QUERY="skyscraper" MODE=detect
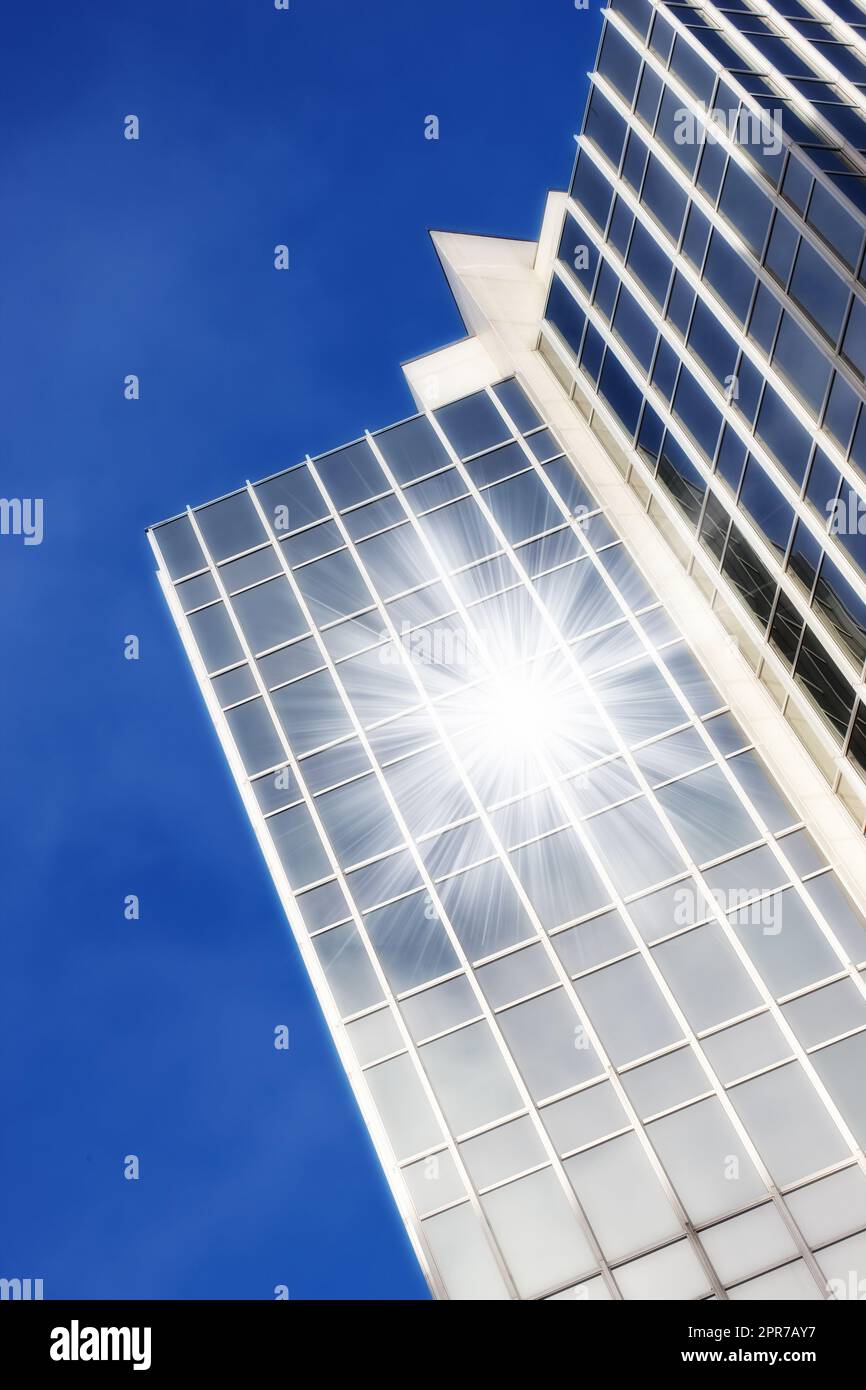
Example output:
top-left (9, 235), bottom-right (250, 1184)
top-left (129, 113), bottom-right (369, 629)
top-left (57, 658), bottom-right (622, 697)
top-left (148, 0), bottom-right (866, 1300)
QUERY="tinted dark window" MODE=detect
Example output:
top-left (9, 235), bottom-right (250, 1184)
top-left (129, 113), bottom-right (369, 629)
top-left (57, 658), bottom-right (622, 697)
top-left (789, 241), bottom-right (849, 344)
top-left (769, 590), bottom-right (804, 668)
top-left (688, 299), bottom-right (739, 386)
top-left (609, 0), bottom-right (653, 39)
top-left (842, 297), bottom-right (866, 381)
top-left (832, 482), bottom-right (866, 579)
top-left (773, 313), bottom-right (831, 415)
top-left (764, 211), bottom-right (799, 286)
top-left (656, 87), bottom-right (700, 177)
top-left (703, 231), bottom-right (755, 324)
top-left (597, 22), bottom-right (642, 105)
top-left (812, 554), bottom-right (866, 669)
top-left (657, 432), bottom-right (706, 527)
top-left (599, 351), bottom-right (644, 436)
top-left (696, 140), bottom-right (727, 203)
top-left (824, 374), bottom-right (860, 455)
top-left (642, 156), bottom-right (687, 241)
top-left (794, 626), bottom-right (855, 738)
top-left (672, 370), bottom-right (722, 460)
top-left (584, 87), bottom-right (627, 168)
top-left (557, 213), bottom-right (598, 298)
top-left (700, 490), bottom-right (732, 562)
top-left (722, 527), bottom-right (776, 628)
top-left (739, 456), bottom-right (794, 557)
top-left (718, 161), bottom-right (772, 256)
top-left (571, 152), bottom-right (614, 231)
top-left (545, 276), bottom-right (588, 360)
top-left (627, 220), bottom-right (672, 307)
top-left (613, 286), bottom-right (657, 371)
top-left (715, 425), bottom-right (748, 492)
top-left (667, 271), bottom-right (695, 337)
top-left (788, 520), bottom-right (821, 596)
top-left (652, 337), bottom-right (680, 403)
top-left (754, 387), bottom-right (811, 484)
top-left (807, 181), bottom-right (862, 270)
top-left (669, 34), bottom-right (715, 103)
top-left (434, 392), bottom-right (511, 460)
top-left (805, 450), bottom-right (841, 521)
top-left (748, 282), bottom-right (781, 354)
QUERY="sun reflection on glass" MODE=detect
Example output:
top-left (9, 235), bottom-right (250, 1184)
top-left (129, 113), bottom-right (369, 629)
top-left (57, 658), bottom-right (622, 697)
top-left (480, 664), bottom-right (571, 760)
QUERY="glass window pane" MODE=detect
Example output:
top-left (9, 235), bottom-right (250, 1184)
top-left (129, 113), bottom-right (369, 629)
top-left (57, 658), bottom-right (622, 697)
top-left (225, 697), bottom-right (284, 775)
top-left (437, 859), bottom-right (534, 960)
top-left (700, 1012), bottom-right (791, 1085)
top-left (811, 1031), bottom-right (866, 1148)
top-left (575, 955), bottom-right (682, 1066)
top-left (366, 1052), bottom-right (442, 1161)
top-left (475, 941), bottom-right (557, 1007)
top-left (498, 988), bottom-right (603, 1100)
top-left (652, 923), bottom-right (762, 1031)
top-left (785, 1166), bottom-right (866, 1247)
top-left (255, 464), bottom-right (328, 535)
top-left (400, 975), bottom-right (479, 1043)
top-left (782, 979), bottom-right (866, 1050)
top-left (815, 1231), bottom-right (866, 1300)
top-left (419, 1020), bottom-right (522, 1135)
top-left (700, 1204), bottom-right (798, 1287)
top-left (403, 1149), bottom-right (464, 1216)
top-left (729, 887), bottom-right (841, 997)
top-left (648, 1096), bottom-right (766, 1224)
top-left (187, 602), bottom-right (243, 672)
top-left (176, 570), bottom-right (219, 612)
top-left (195, 491), bottom-right (266, 562)
top-left (313, 921), bottom-right (384, 1017)
top-left (345, 1007), bottom-right (403, 1067)
top-left (656, 765), bottom-right (761, 863)
top-left (365, 892), bottom-right (459, 993)
top-left (541, 1079), bottom-right (629, 1155)
top-left (789, 239), bottom-right (849, 344)
top-left (231, 576), bottom-right (307, 654)
top-left (620, 1046), bottom-right (708, 1120)
top-left (493, 378), bottom-right (543, 433)
top-left (615, 1239), bottom-right (710, 1300)
top-left (565, 1131), bottom-right (680, 1260)
top-left (294, 878), bottom-right (349, 932)
top-left (221, 545), bottom-right (283, 592)
top-left (729, 1062), bottom-right (850, 1185)
top-left (294, 549), bottom-right (373, 625)
top-left (423, 1203), bottom-right (510, 1300)
top-left (552, 909), bottom-right (632, 974)
top-left (375, 414), bottom-right (452, 484)
top-left (459, 1115), bottom-right (547, 1189)
top-left (482, 1167), bottom-right (597, 1299)
top-left (584, 798), bottom-right (683, 897)
top-left (153, 514), bottom-right (205, 579)
top-left (272, 670), bottom-right (353, 754)
top-left (434, 391), bottom-right (511, 459)
top-left (315, 439), bottom-right (386, 509)
top-left (511, 829), bottom-right (609, 929)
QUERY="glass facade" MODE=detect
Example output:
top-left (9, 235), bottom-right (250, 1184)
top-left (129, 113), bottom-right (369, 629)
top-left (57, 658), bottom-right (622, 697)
top-left (542, 0), bottom-right (866, 820)
top-left (150, 377), bottom-right (866, 1299)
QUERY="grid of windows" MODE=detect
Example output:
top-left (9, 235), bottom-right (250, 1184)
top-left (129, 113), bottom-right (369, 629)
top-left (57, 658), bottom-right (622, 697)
top-left (543, 0), bottom-right (866, 810)
top-left (150, 377), bottom-right (866, 1299)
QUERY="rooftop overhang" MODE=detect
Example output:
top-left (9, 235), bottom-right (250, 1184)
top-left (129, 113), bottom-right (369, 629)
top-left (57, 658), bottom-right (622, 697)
top-left (400, 192), bottom-right (567, 410)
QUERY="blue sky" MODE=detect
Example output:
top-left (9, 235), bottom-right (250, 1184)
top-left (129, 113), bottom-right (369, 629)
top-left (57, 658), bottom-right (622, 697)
top-left (0, 0), bottom-right (601, 1298)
